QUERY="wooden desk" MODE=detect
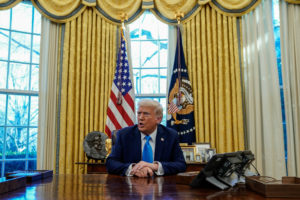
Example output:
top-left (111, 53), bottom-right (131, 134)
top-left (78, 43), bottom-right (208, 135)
top-left (76, 162), bottom-right (205, 174)
top-left (0, 174), bottom-right (295, 199)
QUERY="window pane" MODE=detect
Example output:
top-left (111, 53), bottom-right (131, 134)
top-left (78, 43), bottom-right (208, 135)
top-left (7, 95), bottom-right (29, 126)
top-left (140, 13), bottom-right (158, 39)
top-left (159, 41), bottom-right (168, 67)
top-left (11, 3), bottom-right (32, 32)
top-left (129, 18), bottom-right (142, 40)
top-left (30, 96), bottom-right (38, 126)
top-left (0, 62), bottom-right (7, 89)
top-left (141, 41), bottom-right (158, 68)
top-left (160, 69), bottom-right (167, 94)
top-left (6, 127), bottom-right (27, 159)
top-left (133, 69), bottom-right (140, 94)
top-left (131, 41), bottom-right (140, 68)
top-left (158, 21), bottom-right (168, 40)
top-left (32, 35), bottom-right (40, 63)
top-left (0, 9), bottom-right (10, 29)
top-left (141, 69), bottom-right (159, 94)
top-left (10, 32), bottom-right (31, 62)
top-left (29, 128), bottom-right (37, 158)
top-left (31, 65), bottom-right (39, 91)
top-left (28, 160), bottom-right (36, 170)
top-left (160, 98), bottom-right (167, 125)
top-left (33, 9), bottom-right (41, 34)
top-left (8, 63), bottom-right (30, 90)
top-left (0, 127), bottom-right (4, 157)
top-left (0, 95), bottom-right (6, 125)
top-left (0, 30), bottom-right (9, 60)
top-left (5, 161), bottom-right (25, 173)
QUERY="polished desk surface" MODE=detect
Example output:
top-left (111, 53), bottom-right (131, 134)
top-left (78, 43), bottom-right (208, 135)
top-left (78, 162), bottom-right (205, 174)
top-left (0, 174), bottom-right (296, 200)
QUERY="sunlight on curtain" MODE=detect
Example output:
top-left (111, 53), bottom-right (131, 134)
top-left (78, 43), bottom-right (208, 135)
top-left (183, 4), bottom-right (245, 153)
top-left (242, 0), bottom-right (286, 179)
top-left (57, 8), bottom-right (117, 174)
top-left (37, 17), bottom-right (60, 172)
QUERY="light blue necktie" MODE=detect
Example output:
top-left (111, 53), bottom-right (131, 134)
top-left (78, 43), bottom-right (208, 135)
top-left (142, 135), bottom-right (153, 163)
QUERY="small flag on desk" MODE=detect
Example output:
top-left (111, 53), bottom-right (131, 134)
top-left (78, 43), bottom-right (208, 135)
top-left (105, 31), bottom-right (135, 138)
top-left (167, 26), bottom-right (196, 144)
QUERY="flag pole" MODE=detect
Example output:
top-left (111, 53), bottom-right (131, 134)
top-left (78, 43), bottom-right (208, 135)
top-left (116, 13), bottom-right (128, 105)
top-left (120, 13), bottom-right (128, 41)
top-left (175, 12), bottom-right (184, 107)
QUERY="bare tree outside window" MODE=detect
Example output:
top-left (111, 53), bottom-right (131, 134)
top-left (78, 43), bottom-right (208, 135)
top-left (0, 2), bottom-right (40, 177)
top-left (129, 11), bottom-right (168, 125)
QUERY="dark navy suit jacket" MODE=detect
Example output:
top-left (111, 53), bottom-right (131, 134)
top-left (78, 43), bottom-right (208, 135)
top-left (106, 124), bottom-right (186, 176)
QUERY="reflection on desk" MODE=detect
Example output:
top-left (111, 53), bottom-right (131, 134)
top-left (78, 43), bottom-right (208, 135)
top-left (0, 174), bottom-right (296, 200)
top-left (76, 162), bottom-right (206, 174)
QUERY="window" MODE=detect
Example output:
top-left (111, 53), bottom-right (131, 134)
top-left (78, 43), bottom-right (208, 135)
top-left (272, 0), bottom-right (287, 163)
top-left (129, 11), bottom-right (169, 124)
top-left (0, 2), bottom-right (41, 177)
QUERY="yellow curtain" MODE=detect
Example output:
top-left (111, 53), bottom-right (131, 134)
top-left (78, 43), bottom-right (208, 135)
top-left (183, 4), bottom-right (244, 153)
top-left (285, 0), bottom-right (300, 4)
top-left (1, 0), bottom-right (261, 23)
top-left (209, 0), bottom-right (262, 17)
top-left (0, 0), bottom-right (21, 9)
top-left (57, 7), bottom-right (117, 174)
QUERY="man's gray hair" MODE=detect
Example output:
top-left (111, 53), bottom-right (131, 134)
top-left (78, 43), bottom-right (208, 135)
top-left (138, 99), bottom-right (163, 118)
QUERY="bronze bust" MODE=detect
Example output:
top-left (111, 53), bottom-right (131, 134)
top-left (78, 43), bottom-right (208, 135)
top-left (83, 131), bottom-right (108, 162)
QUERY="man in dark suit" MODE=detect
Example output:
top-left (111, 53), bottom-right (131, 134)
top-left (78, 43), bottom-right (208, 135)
top-left (106, 99), bottom-right (186, 177)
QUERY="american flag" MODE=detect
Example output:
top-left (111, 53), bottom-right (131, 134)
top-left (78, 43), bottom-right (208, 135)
top-left (105, 34), bottom-right (135, 138)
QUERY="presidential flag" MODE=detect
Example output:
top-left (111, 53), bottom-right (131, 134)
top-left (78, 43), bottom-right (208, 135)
top-left (105, 32), bottom-right (135, 138)
top-left (167, 26), bottom-right (196, 144)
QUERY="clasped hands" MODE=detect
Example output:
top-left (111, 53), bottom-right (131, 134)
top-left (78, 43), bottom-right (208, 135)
top-left (130, 161), bottom-right (159, 178)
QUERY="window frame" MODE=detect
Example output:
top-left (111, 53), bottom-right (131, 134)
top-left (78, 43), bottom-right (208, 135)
top-left (0, 1), bottom-right (40, 177)
top-left (129, 11), bottom-right (169, 124)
